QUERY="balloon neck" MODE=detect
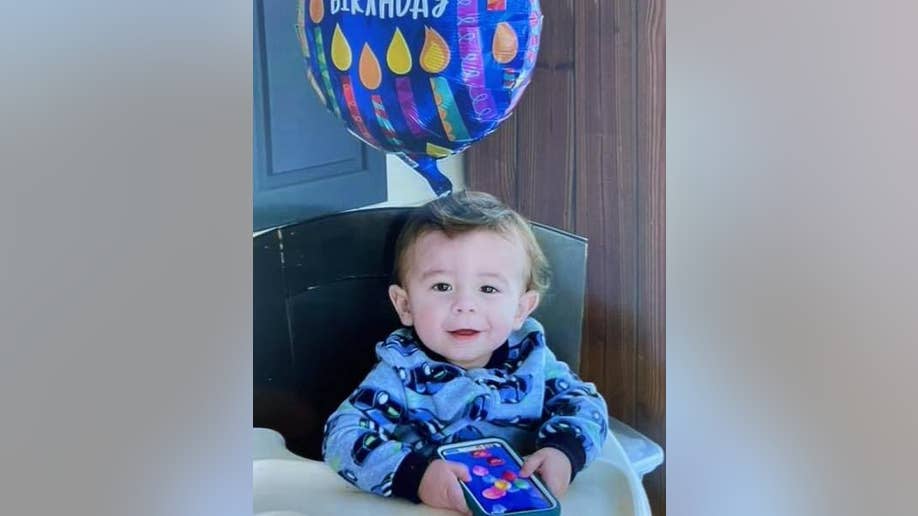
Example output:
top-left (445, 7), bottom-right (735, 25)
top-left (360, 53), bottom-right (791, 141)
top-left (404, 155), bottom-right (453, 196)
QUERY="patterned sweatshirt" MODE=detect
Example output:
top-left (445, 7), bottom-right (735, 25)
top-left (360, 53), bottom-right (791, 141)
top-left (322, 318), bottom-right (609, 502)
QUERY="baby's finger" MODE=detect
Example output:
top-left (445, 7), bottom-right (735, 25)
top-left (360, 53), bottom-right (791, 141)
top-left (519, 454), bottom-right (544, 478)
top-left (545, 475), bottom-right (563, 497)
top-left (447, 482), bottom-right (470, 515)
top-left (446, 461), bottom-right (472, 482)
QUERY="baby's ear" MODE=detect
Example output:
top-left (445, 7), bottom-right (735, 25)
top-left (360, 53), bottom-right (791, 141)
top-left (388, 284), bottom-right (413, 326)
top-left (513, 290), bottom-right (541, 329)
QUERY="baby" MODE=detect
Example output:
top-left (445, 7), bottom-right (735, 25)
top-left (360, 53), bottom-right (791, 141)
top-left (322, 191), bottom-right (609, 513)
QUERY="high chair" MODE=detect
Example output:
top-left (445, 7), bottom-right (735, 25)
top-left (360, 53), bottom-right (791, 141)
top-left (254, 207), bottom-right (663, 515)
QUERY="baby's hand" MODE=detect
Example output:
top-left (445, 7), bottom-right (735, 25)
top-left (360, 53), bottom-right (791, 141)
top-left (519, 447), bottom-right (572, 498)
top-left (418, 459), bottom-right (472, 515)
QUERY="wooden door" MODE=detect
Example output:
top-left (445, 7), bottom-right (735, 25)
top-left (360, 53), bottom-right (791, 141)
top-left (466, 1), bottom-right (666, 513)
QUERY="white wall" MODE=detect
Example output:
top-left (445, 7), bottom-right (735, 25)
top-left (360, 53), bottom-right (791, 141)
top-left (361, 153), bottom-right (465, 209)
top-left (253, 154), bottom-right (465, 236)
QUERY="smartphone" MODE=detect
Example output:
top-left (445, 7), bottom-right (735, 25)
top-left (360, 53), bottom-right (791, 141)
top-left (436, 438), bottom-right (561, 516)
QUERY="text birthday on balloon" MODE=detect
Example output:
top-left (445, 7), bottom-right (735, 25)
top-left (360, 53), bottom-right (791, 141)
top-left (329, 0), bottom-right (449, 20)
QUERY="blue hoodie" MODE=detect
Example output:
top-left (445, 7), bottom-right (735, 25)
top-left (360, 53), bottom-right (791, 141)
top-left (322, 318), bottom-right (609, 501)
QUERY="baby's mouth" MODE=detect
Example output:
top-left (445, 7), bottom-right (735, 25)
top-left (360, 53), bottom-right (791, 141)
top-left (449, 329), bottom-right (480, 337)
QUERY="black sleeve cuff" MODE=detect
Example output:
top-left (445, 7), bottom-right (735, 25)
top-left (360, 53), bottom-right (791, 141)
top-left (391, 451), bottom-right (432, 503)
top-left (538, 432), bottom-right (587, 482)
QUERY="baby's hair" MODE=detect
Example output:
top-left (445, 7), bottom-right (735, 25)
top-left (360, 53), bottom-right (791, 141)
top-left (392, 191), bottom-right (551, 294)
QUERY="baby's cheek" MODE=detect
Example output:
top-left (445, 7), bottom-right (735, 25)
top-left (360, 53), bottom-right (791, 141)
top-left (414, 314), bottom-right (439, 334)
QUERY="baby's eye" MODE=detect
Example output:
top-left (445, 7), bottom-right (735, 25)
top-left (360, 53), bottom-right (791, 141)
top-left (480, 285), bottom-right (499, 294)
top-left (432, 283), bottom-right (452, 292)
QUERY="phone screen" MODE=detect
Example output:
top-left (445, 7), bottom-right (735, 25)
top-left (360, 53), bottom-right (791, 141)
top-left (440, 441), bottom-right (555, 514)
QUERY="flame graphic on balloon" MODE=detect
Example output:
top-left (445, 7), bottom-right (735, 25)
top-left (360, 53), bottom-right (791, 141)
top-left (487, 0), bottom-right (507, 11)
top-left (387, 28), bottom-right (412, 75)
top-left (359, 44), bottom-right (382, 90)
top-left (420, 27), bottom-right (450, 74)
top-left (331, 24), bottom-right (352, 71)
top-left (426, 142), bottom-right (452, 158)
top-left (309, 0), bottom-right (324, 24)
top-left (492, 22), bottom-right (519, 64)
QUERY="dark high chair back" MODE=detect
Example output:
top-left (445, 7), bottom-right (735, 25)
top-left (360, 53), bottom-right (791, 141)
top-left (254, 207), bottom-right (588, 459)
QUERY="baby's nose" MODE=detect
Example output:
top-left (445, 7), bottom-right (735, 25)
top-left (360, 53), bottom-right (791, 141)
top-left (452, 293), bottom-right (477, 313)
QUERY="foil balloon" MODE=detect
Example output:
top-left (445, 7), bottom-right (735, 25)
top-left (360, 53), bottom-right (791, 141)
top-left (296, 0), bottom-right (543, 195)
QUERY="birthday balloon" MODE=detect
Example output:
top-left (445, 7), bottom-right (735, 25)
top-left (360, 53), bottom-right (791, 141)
top-left (296, 0), bottom-right (543, 195)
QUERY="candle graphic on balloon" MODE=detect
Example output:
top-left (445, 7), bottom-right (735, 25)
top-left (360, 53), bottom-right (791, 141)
top-left (390, 28), bottom-right (428, 141)
top-left (524, 9), bottom-right (543, 71)
top-left (362, 42), bottom-right (403, 149)
top-left (493, 21), bottom-right (522, 112)
top-left (422, 26), bottom-right (471, 156)
top-left (332, 25), bottom-right (380, 147)
top-left (296, 0), bottom-right (327, 106)
top-left (458, 0), bottom-right (499, 123)
top-left (493, 22), bottom-right (520, 88)
top-left (296, 0), bottom-right (309, 60)
top-left (308, 0), bottom-right (341, 118)
top-left (511, 9), bottom-right (542, 110)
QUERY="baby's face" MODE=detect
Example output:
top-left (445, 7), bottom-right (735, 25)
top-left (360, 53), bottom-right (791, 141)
top-left (389, 229), bottom-right (540, 369)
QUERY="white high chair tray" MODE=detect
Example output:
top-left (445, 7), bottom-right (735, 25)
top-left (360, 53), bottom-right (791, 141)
top-left (253, 428), bottom-right (652, 516)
